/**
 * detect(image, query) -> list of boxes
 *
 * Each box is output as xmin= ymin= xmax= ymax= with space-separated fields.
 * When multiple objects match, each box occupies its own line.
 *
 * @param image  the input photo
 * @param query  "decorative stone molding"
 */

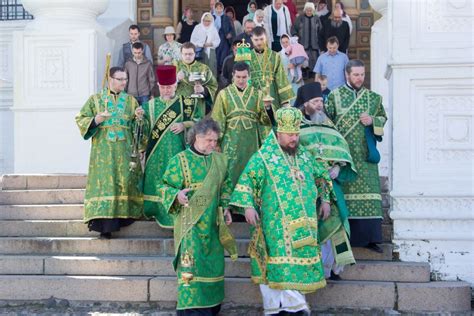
xmin=21 ymin=0 xmax=109 ymax=31
xmin=391 ymin=196 xmax=474 ymax=219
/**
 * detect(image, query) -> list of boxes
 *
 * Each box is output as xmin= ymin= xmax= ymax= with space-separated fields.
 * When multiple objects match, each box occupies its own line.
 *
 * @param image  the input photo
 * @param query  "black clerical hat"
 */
xmin=294 ymin=82 xmax=323 ymax=108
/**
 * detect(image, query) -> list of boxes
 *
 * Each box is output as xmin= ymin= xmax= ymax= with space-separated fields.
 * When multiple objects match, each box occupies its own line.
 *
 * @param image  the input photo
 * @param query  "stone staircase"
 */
xmin=0 ymin=174 xmax=471 ymax=313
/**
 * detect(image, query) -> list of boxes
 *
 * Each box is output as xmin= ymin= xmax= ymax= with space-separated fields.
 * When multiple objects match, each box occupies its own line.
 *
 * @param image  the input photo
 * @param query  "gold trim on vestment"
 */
xmin=177 ymin=275 xmax=224 ymax=284
xmin=267 ymin=255 xmax=321 ymax=265
xmin=267 ymin=279 xmax=327 ymax=293
xmin=344 ymin=193 xmax=382 ymax=201
xmin=85 ymin=195 xmax=144 ymax=203
xmin=143 ymin=194 xmax=161 ymax=202
xmin=235 ymin=184 xmax=252 ymax=193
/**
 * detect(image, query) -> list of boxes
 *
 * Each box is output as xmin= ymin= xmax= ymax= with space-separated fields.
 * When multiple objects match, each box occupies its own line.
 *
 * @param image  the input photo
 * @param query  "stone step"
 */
xmin=0 ymin=255 xmax=429 ymax=282
xmin=0 ymin=275 xmax=468 ymax=312
xmin=396 ymin=281 xmax=472 ymax=312
xmin=0 ymin=189 xmax=85 ymax=205
xmin=1 ymin=174 xmax=87 ymax=190
xmin=1 ymin=174 xmax=389 ymax=192
xmin=0 ymin=219 xmax=393 ymax=243
xmin=0 ymin=205 xmax=84 ymax=220
xmin=0 ymin=275 xmax=150 ymax=302
xmin=0 ymin=220 xmax=251 ymax=239
xmin=0 ymin=237 xmax=393 ymax=260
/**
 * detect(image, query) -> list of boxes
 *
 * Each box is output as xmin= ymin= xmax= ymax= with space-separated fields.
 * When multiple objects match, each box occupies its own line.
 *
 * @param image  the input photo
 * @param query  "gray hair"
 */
xmin=345 ymin=59 xmax=365 ymax=74
xmin=187 ymin=118 xmax=220 ymax=145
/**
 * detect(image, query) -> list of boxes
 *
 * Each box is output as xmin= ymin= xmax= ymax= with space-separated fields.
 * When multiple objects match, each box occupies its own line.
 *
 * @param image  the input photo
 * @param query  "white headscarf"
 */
xmin=272 ymin=0 xmax=287 ymax=36
xmin=190 ymin=13 xmax=221 ymax=57
xmin=253 ymin=9 xmax=265 ymax=27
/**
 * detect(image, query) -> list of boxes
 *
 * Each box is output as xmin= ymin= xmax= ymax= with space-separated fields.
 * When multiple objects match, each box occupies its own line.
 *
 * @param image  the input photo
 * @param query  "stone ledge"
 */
xmin=397 ymin=281 xmax=472 ymax=312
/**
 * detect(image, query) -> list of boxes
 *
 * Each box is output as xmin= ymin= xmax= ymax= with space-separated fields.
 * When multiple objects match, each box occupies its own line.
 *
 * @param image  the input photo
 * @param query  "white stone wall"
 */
xmin=12 ymin=0 xmax=112 ymax=173
xmin=385 ymin=0 xmax=474 ymax=285
xmin=0 ymin=21 xmax=28 ymax=174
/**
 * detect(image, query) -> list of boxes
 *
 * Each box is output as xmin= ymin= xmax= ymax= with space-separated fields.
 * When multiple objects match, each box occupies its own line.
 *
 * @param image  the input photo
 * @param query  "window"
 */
xmin=0 ymin=0 xmax=33 ymax=21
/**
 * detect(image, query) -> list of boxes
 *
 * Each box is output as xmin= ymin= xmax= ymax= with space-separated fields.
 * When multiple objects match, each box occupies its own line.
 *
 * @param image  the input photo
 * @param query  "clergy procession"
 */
xmin=74 ymin=1 xmax=387 ymax=315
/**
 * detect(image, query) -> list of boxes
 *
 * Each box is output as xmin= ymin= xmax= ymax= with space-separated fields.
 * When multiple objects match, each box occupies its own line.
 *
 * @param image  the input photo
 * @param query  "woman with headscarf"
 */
xmin=213 ymin=2 xmax=234 ymax=75
xmin=253 ymin=9 xmax=265 ymax=28
xmin=279 ymin=34 xmax=303 ymax=103
xmin=242 ymin=1 xmax=257 ymax=24
xmin=225 ymin=6 xmax=243 ymax=37
xmin=190 ymin=12 xmax=220 ymax=75
xmin=263 ymin=0 xmax=292 ymax=52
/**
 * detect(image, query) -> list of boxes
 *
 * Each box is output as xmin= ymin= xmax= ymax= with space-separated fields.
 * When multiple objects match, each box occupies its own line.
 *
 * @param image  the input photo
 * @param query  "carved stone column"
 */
xmin=387 ymin=0 xmax=474 ymax=285
xmin=369 ymin=0 xmax=390 ymax=178
xmin=13 ymin=0 xmax=112 ymax=173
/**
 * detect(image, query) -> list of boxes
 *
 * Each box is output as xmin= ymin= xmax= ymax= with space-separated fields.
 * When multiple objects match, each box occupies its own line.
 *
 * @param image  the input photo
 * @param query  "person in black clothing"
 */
xmin=234 ymin=19 xmax=255 ymax=48
xmin=176 ymin=7 xmax=198 ymax=44
xmin=219 ymin=40 xmax=240 ymax=89
xmin=318 ymin=10 xmax=350 ymax=54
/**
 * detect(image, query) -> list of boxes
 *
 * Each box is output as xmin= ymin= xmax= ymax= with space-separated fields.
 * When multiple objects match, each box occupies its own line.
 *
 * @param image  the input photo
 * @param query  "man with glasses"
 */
xmin=75 ymin=67 xmax=147 ymax=239
xmin=175 ymin=42 xmax=218 ymax=115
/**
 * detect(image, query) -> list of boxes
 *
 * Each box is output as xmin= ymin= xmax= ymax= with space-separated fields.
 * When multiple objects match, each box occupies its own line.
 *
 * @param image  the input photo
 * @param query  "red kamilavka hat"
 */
xmin=156 ymin=65 xmax=177 ymax=85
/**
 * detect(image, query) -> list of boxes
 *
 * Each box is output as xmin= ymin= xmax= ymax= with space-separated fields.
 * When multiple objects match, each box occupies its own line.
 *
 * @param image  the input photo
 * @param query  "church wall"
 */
xmin=387 ymin=0 xmax=474 ymax=285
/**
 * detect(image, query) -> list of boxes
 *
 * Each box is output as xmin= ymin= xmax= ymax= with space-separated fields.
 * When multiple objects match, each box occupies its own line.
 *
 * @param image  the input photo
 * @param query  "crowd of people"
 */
xmin=75 ymin=1 xmax=387 ymax=315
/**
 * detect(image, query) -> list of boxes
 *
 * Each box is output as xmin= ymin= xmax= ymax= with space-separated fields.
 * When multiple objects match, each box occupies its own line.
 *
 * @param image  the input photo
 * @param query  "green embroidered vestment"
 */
xmin=248 ymin=49 xmax=295 ymax=108
xmin=75 ymin=89 xmax=147 ymax=223
xmin=299 ymin=118 xmax=357 ymax=266
xmin=211 ymin=84 xmax=272 ymax=205
xmin=142 ymin=96 xmax=203 ymax=228
xmin=230 ymin=132 xmax=329 ymax=293
xmin=175 ymin=60 xmax=218 ymax=114
xmin=325 ymin=85 xmax=387 ymax=219
xmin=157 ymin=149 xmax=236 ymax=310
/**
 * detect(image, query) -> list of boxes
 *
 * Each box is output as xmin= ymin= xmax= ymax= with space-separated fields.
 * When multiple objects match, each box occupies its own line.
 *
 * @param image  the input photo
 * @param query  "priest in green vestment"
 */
xmin=247 ymin=26 xmax=295 ymax=110
xmin=75 ymin=67 xmax=148 ymax=239
xmin=325 ymin=59 xmax=387 ymax=253
xmin=175 ymin=42 xmax=218 ymax=115
xmin=211 ymin=61 xmax=273 ymax=207
xmin=157 ymin=119 xmax=237 ymax=315
xmin=296 ymin=82 xmax=356 ymax=281
xmin=142 ymin=65 xmax=203 ymax=228
xmin=230 ymin=107 xmax=331 ymax=314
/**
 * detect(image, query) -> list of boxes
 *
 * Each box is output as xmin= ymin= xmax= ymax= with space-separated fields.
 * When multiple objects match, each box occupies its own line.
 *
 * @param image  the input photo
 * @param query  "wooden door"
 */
xmin=137 ymin=0 xmax=180 ymax=64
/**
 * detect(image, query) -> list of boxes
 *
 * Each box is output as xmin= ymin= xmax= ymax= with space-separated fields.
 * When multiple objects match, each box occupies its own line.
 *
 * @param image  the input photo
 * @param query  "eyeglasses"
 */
xmin=112 ymin=77 xmax=128 ymax=82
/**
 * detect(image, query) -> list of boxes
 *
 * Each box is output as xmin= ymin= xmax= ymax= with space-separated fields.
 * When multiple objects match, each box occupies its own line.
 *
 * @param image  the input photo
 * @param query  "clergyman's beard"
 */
xmin=281 ymin=142 xmax=299 ymax=156
xmin=310 ymin=111 xmax=328 ymax=124
xmin=331 ymin=20 xmax=342 ymax=28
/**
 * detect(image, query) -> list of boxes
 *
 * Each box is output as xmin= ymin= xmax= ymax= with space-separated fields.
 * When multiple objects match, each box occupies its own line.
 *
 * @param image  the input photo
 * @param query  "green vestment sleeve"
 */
xmin=157 ymin=155 xmax=185 ymax=214
xmin=371 ymin=95 xmax=387 ymax=136
xmin=273 ymin=52 xmax=295 ymax=106
xmin=229 ymin=152 xmax=265 ymax=215
xmin=211 ymin=91 xmax=228 ymax=141
xmin=75 ymin=95 xmax=99 ymax=140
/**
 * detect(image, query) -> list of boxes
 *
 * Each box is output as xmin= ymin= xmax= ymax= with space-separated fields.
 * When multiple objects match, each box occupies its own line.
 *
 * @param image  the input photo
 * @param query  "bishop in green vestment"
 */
xmin=175 ymin=42 xmax=218 ymax=115
xmin=230 ymin=107 xmax=331 ymax=314
xmin=325 ymin=60 xmax=387 ymax=252
xmin=157 ymin=119 xmax=237 ymax=315
xmin=296 ymin=82 xmax=356 ymax=280
xmin=211 ymin=62 xmax=273 ymax=206
xmin=142 ymin=65 xmax=203 ymax=228
xmin=75 ymin=67 xmax=148 ymax=238
xmin=247 ymin=26 xmax=295 ymax=109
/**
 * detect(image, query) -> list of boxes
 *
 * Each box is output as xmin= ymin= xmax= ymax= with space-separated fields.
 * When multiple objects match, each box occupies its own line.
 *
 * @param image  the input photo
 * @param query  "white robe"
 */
xmin=260 ymin=284 xmax=310 ymax=315
xmin=190 ymin=13 xmax=221 ymax=58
